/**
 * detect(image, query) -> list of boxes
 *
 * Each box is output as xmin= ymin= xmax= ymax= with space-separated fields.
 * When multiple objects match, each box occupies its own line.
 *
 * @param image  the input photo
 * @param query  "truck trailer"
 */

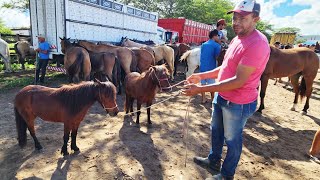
xmin=158 ymin=18 xmax=213 ymax=45
xmin=29 ymin=0 xmax=159 ymax=56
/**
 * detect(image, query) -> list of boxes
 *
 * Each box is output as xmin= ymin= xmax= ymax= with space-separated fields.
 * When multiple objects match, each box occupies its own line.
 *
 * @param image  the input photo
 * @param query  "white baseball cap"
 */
xmin=36 ymin=34 xmax=46 ymax=38
xmin=227 ymin=0 xmax=260 ymax=16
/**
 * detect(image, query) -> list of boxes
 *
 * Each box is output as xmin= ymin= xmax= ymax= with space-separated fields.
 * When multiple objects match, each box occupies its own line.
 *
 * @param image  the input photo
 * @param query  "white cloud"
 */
xmin=0 ymin=8 xmax=30 ymax=28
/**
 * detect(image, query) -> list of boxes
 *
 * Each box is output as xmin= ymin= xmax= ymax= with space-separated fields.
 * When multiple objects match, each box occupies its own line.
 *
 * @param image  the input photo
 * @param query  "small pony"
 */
xmin=14 ymin=81 xmax=119 ymax=156
xmin=125 ymin=65 xmax=171 ymax=124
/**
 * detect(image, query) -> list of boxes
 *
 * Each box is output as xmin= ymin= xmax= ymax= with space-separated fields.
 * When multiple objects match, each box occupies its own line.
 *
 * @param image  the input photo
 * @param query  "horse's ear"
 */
xmin=67 ymin=38 xmax=70 ymax=40
xmin=59 ymin=37 xmax=62 ymax=40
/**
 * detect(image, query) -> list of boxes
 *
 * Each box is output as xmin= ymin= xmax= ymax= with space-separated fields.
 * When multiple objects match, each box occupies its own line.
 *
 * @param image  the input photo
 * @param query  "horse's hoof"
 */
xmin=300 ymin=111 xmax=307 ymax=115
xmin=71 ymin=146 xmax=79 ymax=152
xmin=290 ymin=107 xmax=296 ymax=111
xmin=36 ymin=144 xmax=43 ymax=150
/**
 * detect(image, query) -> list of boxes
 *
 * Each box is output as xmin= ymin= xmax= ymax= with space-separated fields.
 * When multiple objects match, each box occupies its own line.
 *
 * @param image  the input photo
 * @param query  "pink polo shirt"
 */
xmin=218 ymin=29 xmax=270 ymax=104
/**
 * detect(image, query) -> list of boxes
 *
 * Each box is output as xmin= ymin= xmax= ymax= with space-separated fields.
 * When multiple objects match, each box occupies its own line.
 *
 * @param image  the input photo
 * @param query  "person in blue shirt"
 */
xmin=35 ymin=34 xmax=50 ymax=84
xmin=200 ymin=29 xmax=221 ymax=103
xmin=216 ymin=19 xmax=227 ymax=44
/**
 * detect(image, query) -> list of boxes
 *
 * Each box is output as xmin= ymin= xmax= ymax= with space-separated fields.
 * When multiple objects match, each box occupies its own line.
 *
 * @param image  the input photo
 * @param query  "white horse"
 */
xmin=0 ymin=38 xmax=12 ymax=72
xmin=180 ymin=48 xmax=200 ymax=77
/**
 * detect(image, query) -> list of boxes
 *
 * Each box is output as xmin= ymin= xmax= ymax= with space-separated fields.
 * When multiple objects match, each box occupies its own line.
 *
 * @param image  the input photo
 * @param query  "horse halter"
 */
xmin=98 ymin=87 xmax=118 ymax=111
xmin=151 ymin=68 xmax=172 ymax=92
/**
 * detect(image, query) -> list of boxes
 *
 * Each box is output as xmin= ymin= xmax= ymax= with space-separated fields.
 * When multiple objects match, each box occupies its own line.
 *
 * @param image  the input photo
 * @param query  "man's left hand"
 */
xmin=182 ymin=83 xmax=201 ymax=96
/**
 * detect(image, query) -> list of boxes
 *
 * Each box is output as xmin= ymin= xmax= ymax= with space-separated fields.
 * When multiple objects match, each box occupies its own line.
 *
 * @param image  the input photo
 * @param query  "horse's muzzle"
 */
xmin=108 ymin=107 xmax=119 ymax=117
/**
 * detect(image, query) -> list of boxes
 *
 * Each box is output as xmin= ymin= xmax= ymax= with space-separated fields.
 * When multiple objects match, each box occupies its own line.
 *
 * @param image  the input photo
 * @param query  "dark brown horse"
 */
xmin=130 ymin=48 xmax=155 ymax=72
xmin=60 ymin=37 xmax=91 ymax=83
xmin=258 ymin=46 xmax=319 ymax=114
xmin=125 ymin=65 xmax=171 ymax=124
xmin=14 ymin=81 xmax=118 ymax=156
xmin=78 ymin=40 xmax=137 ymax=74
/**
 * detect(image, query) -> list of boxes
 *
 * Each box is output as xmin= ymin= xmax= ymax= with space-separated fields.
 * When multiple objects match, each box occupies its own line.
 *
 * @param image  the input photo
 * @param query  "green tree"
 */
xmin=0 ymin=18 xmax=12 ymax=34
xmin=1 ymin=0 xmax=29 ymax=12
xmin=256 ymin=21 xmax=274 ymax=42
xmin=275 ymin=27 xmax=300 ymax=34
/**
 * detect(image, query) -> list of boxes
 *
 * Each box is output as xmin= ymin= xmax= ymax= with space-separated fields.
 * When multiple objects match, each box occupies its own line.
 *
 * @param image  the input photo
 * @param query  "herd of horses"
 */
xmin=1 ymin=36 xmax=319 ymax=156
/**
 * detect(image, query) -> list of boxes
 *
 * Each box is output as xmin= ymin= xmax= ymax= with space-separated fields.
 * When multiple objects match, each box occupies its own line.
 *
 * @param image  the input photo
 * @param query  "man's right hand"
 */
xmin=186 ymin=74 xmax=201 ymax=84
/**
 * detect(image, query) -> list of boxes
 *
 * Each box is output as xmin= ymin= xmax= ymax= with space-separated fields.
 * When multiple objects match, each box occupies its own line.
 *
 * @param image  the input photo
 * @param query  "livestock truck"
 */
xmin=30 ymin=0 xmax=159 ymax=57
xmin=158 ymin=18 xmax=213 ymax=45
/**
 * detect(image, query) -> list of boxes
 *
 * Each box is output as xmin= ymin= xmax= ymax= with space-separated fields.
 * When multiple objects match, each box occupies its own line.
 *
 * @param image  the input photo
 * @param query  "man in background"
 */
xmin=35 ymin=34 xmax=50 ymax=84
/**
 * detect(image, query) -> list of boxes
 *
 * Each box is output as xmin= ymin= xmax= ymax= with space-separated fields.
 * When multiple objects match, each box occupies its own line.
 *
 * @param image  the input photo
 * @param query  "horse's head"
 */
xmin=59 ymin=37 xmax=71 ymax=54
xmin=150 ymin=65 xmax=172 ymax=92
xmin=119 ymin=36 xmax=129 ymax=46
xmin=94 ymin=80 xmax=119 ymax=116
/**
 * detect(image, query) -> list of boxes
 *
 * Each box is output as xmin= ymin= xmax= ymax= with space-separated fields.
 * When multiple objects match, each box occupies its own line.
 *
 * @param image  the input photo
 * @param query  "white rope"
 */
xmin=184 ymin=97 xmax=191 ymax=167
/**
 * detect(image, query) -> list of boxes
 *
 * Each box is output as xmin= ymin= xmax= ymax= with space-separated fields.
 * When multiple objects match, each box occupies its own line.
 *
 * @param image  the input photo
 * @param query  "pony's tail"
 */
xmin=299 ymin=77 xmax=307 ymax=101
xmin=15 ymin=107 xmax=27 ymax=148
xmin=180 ymin=50 xmax=191 ymax=61
xmin=130 ymin=51 xmax=138 ymax=72
xmin=68 ymin=51 xmax=84 ymax=79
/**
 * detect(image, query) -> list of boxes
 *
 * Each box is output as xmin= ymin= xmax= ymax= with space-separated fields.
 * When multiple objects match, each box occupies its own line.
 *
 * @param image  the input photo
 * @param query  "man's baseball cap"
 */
xmin=36 ymin=34 xmax=45 ymax=38
xmin=217 ymin=19 xmax=226 ymax=25
xmin=227 ymin=0 xmax=260 ymax=16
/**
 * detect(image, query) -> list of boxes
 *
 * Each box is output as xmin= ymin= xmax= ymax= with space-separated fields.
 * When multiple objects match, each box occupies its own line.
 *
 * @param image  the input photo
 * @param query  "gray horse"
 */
xmin=14 ymin=40 xmax=36 ymax=70
xmin=0 ymin=38 xmax=12 ymax=72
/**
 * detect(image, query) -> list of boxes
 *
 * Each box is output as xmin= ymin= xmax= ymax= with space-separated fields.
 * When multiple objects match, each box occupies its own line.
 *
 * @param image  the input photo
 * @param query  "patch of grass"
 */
xmin=0 ymin=68 xmax=67 ymax=92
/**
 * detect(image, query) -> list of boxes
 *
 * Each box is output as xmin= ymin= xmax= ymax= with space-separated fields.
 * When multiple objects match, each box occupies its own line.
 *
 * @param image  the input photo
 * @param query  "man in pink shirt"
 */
xmin=182 ymin=0 xmax=270 ymax=179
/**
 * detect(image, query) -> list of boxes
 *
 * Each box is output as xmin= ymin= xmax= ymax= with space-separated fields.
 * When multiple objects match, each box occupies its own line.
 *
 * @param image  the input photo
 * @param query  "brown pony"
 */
xmin=130 ymin=48 xmax=155 ymax=72
xmin=125 ymin=65 xmax=171 ymax=124
xmin=257 ymin=46 xmax=319 ymax=114
xmin=60 ymin=37 xmax=91 ymax=83
xmin=121 ymin=38 xmax=175 ymax=79
xmin=78 ymin=40 xmax=136 ymax=74
xmin=14 ymin=81 xmax=119 ymax=156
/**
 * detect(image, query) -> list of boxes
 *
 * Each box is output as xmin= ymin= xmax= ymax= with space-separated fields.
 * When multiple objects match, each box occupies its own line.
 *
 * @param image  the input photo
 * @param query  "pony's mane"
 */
xmin=53 ymin=82 xmax=115 ymax=115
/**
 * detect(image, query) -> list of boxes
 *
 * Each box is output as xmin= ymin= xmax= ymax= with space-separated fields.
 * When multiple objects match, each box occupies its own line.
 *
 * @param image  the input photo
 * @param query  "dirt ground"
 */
xmin=0 ymin=69 xmax=320 ymax=180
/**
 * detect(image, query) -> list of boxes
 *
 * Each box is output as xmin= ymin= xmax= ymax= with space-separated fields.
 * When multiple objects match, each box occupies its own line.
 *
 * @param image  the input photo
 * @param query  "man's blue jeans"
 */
xmin=208 ymin=94 xmax=257 ymax=177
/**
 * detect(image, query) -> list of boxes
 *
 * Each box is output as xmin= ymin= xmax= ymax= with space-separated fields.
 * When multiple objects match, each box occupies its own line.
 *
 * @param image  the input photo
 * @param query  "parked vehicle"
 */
xmin=158 ymin=18 xmax=213 ymax=45
xmin=29 ymin=0 xmax=159 ymax=57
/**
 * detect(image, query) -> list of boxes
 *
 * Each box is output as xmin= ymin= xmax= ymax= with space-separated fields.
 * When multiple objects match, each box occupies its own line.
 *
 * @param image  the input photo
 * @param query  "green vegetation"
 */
xmin=0 ymin=62 xmax=67 ymax=92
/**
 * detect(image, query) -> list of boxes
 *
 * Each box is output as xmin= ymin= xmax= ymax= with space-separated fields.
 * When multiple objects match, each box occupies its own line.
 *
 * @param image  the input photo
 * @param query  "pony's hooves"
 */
xmin=290 ymin=107 xmax=296 ymax=111
xmin=71 ymin=146 xmax=80 ymax=151
xmin=300 ymin=111 xmax=307 ymax=115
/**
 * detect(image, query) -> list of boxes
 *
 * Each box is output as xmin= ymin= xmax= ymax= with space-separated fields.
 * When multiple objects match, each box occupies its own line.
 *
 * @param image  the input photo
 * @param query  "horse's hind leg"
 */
xmin=290 ymin=74 xmax=300 ymax=111
xmin=257 ymin=75 xmax=269 ymax=113
xmin=24 ymin=116 xmax=42 ymax=150
xmin=136 ymin=101 xmax=142 ymax=124
xmin=61 ymin=125 xmax=71 ymax=156
xmin=146 ymin=102 xmax=152 ymax=124
xmin=71 ymin=125 xmax=80 ymax=152
xmin=302 ymin=76 xmax=315 ymax=114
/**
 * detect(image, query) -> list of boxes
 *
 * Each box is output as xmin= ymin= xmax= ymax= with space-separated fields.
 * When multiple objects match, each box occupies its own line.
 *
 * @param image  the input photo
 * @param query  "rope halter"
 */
xmin=151 ymin=68 xmax=172 ymax=92
xmin=98 ymin=86 xmax=118 ymax=111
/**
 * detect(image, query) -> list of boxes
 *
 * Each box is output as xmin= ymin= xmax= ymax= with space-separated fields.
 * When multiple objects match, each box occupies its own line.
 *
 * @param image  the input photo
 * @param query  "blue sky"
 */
xmin=272 ymin=0 xmax=311 ymax=17
xmin=0 ymin=0 xmax=319 ymax=35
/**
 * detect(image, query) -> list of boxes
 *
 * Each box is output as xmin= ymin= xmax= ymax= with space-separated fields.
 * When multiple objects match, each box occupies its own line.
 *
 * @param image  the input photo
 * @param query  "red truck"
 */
xmin=158 ymin=18 xmax=213 ymax=44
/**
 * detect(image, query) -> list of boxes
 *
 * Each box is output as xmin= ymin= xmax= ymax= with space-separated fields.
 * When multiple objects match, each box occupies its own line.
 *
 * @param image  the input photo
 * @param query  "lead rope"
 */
xmin=184 ymin=97 xmax=191 ymax=167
